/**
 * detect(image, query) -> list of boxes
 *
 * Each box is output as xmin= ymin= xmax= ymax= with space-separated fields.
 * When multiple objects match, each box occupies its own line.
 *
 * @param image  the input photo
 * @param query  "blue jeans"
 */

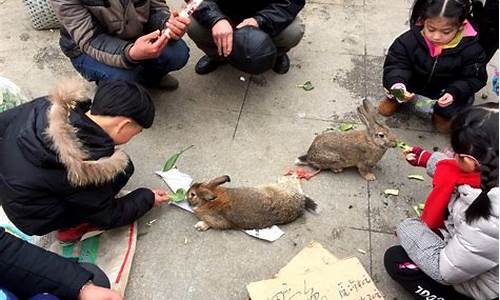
xmin=71 ymin=39 xmax=190 ymax=85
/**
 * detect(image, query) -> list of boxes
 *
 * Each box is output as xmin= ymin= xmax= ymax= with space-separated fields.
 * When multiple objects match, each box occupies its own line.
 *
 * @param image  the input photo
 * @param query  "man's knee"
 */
xmin=187 ymin=18 xmax=217 ymax=57
xmin=273 ymin=17 xmax=305 ymax=52
xmin=159 ymin=39 xmax=190 ymax=71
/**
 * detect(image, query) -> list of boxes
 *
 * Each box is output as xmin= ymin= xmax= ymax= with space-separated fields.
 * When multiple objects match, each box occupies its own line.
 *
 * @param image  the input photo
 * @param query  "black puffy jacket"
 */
xmin=0 ymin=89 xmax=154 ymax=236
xmin=383 ymin=26 xmax=487 ymax=105
xmin=0 ymin=228 xmax=93 ymax=299
xmin=193 ymin=0 xmax=304 ymax=37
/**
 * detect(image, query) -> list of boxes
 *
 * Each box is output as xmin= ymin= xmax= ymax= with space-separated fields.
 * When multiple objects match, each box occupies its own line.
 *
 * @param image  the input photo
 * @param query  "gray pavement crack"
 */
xmin=231 ymin=77 xmax=251 ymax=140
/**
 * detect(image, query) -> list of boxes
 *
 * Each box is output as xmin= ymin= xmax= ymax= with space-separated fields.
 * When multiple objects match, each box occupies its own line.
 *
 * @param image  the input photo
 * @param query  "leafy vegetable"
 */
xmin=297 ymin=81 xmax=314 ymax=91
xmin=162 ymin=145 xmax=194 ymax=172
xmin=396 ymin=141 xmax=410 ymax=151
xmin=169 ymin=188 xmax=187 ymax=203
xmin=414 ymin=95 xmax=437 ymax=109
xmin=391 ymin=88 xmax=405 ymax=100
xmin=413 ymin=203 xmax=425 ymax=216
xmin=384 ymin=189 xmax=399 ymax=196
xmin=339 ymin=123 xmax=354 ymax=132
xmin=408 ymin=174 xmax=425 ymax=181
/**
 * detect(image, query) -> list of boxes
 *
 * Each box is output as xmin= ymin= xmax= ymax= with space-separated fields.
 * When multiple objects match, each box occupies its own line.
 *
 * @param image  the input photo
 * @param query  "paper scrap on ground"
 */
xmin=247 ymin=256 xmax=383 ymax=300
xmin=156 ymin=170 xmax=284 ymax=242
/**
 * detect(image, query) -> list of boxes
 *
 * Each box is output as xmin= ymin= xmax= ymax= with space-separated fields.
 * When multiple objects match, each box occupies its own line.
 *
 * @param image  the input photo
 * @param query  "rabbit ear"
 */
xmin=363 ymin=99 xmax=388 ymax=128
xmin=198 ymin=189 xmax=217 ymax=201
xmin=207 ymin=175 xmax=231 ymax=188
xmin=357 ymin=104 xmax=374 ymax=134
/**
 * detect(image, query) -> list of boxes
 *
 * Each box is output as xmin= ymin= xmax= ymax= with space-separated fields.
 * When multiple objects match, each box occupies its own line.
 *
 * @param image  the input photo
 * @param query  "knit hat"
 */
xmin=91 ymin=80 xmax=155 ymax=128
xmin=228 ymin=26 xmax=277 ymax=75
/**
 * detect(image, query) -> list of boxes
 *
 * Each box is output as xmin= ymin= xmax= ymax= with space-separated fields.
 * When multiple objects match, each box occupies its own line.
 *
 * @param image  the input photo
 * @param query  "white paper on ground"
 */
xmin=155 ymin=170 xmax=285 ymax=242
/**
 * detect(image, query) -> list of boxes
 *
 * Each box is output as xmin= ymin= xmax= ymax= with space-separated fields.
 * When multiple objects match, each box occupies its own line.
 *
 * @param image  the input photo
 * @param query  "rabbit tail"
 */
xmin=305 ymin=196 xmax=318 ymax=213
xmin=295 ymin=154 xmax=309 ymax=165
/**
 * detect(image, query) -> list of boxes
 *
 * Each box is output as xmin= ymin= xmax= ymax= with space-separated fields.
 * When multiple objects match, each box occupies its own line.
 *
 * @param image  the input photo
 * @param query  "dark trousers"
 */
xmin=478 ymin=0 xmax=499 ymax=62
xmin=71 ymin=40 xmax=190 ymax=85
xmin=384 ymin=246 xmax=473 ymax=300
xmin=187 ymin=17 xmax=304 ymax=58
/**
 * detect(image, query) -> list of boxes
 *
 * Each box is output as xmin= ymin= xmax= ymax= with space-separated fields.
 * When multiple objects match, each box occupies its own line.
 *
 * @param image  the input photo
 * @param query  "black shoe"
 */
xmin=273 ymin=53 xmax=290 ymax=74
xmin=195 ymin=55 xmax=224 ymax=75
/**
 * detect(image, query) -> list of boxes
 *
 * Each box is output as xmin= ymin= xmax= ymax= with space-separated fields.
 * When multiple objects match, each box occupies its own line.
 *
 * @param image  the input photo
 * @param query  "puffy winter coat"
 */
xmin=397 ymin=153 xmax=499 ymax=300
xmin=0 ymin=83 xmax=154 ymax=236
xmin=383 ymin=26 xmax=487 ymax=105
xmin=193 ymin=0 xmax=304 ymax=37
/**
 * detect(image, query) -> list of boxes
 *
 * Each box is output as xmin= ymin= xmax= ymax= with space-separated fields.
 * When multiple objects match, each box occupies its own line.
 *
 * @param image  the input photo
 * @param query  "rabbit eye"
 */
xmin=190 ymin=192 xmax=196 ymax=198
xmin=377 ymin=132 xmax=385 ymax=138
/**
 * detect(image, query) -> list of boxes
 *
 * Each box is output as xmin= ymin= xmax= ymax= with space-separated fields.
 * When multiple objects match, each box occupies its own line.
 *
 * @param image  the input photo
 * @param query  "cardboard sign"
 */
xmin=247 ymin=242 xmax=384 ymax=300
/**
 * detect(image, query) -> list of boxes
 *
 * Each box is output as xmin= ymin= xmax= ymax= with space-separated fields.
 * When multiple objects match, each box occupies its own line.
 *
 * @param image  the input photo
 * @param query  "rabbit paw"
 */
xmin=194 ymin=221 xmax=210 ymax=231
xmin=363 ymin=173 xmax=377 ymax=181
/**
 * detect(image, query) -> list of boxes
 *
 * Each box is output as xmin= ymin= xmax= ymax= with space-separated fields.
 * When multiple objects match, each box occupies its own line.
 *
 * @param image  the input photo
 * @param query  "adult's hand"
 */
xmin=152 ymin=189 xmax=169 ymax=206
xmin=236 ymin=18 xmax=259 ymax=29
xmin=165 ymin=10 xmax=190 ymax=40
xmin=128 ymin=30 xmax=169 ymax=61
xmin=79 ymin=283 xmax=122 ymax=300
xmin=212 ymin=19 xmax=233 ymax=57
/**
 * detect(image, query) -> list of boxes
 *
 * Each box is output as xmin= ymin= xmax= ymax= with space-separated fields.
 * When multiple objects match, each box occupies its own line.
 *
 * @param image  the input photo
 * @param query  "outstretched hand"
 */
xmin=403 ymin=146 xmax=431 ymax=167
xmin=152 ymin=189 xmax=170 ymax=206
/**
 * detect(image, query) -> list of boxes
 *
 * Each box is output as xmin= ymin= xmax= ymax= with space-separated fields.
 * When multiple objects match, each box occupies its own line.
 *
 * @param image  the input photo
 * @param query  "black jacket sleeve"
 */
xmin=383 ymin=33 xmax=414 ymax=89
xmin=0 ymin=228 xmax=92 ymax=299
xmin=193 ymin=0 xmax=228 ymax=29
xmin=144 ymin=0 xmax=171 ymax=33
xmin=66 ymin=187 xmax=155 ymax=230
xmin=444 ymin=44 xmax=488 ymax=104
xmin=253 ymin=0 xmax=305 ymax=37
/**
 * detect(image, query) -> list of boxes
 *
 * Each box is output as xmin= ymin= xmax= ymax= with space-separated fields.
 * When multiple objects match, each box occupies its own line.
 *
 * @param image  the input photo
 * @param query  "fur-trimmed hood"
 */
xmin=22 ymin=79 xmax=130 ymax=187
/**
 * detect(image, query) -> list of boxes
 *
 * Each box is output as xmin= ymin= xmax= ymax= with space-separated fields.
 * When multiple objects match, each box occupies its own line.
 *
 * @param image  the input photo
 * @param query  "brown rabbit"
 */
xmin=297 ymin=99 xmax=397 ymax=181
xmin=186 ymin=175 xmax=317 ymax=231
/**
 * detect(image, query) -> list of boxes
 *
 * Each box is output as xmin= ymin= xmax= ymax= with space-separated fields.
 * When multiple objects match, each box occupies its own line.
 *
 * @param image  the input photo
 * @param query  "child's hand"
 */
xmin=152 ymin=189 xmax=169 ymax=206
xmin=438 ymin=93 xmax=454 ymax=107
xmin=390 ymin=83 xmax=415 ymax=103
xmin=404 ymin=145 xmax=432 ymax=167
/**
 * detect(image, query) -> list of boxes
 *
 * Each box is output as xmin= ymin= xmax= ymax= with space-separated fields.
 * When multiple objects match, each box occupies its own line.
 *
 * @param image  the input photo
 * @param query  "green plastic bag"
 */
xmin=0 ymin=76 xmax=28 ymax=112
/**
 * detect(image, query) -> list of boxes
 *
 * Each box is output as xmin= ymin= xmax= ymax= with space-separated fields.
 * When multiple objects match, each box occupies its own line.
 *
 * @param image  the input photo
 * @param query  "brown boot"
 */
xmin=378 ymin=96 xmax=400 ymax=117
xmin=432 ymin=113 xmax=451 ymax=133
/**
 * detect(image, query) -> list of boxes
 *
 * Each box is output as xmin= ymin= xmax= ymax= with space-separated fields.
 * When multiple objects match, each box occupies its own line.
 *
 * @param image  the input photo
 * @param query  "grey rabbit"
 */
xmin=186 ymin=175 xmax=317 ymax=231
xmin=297 ymin=99 xmax=397 ymax=181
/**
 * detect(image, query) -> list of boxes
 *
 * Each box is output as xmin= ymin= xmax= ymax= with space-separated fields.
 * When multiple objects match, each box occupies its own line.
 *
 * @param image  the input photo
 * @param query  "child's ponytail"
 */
xmin=465 ymin=148 xmax=498 ymax=223
xmin=451 ymin=107 xmax=499 ymax=224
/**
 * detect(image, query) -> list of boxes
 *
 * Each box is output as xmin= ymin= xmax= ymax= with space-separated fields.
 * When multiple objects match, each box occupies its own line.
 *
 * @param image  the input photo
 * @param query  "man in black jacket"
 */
xmin=0 ymin=228 xmax=121 ymax=299
xmin=188 ymin=0 xmax=305 ymax=75
xmin=0 ymin=79 xmax=168 ymax=241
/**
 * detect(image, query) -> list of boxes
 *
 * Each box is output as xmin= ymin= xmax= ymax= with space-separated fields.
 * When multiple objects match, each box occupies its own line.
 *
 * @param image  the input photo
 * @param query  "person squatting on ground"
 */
xmin=0 ymin=226 xmax=122 ymax=300
xmin=379 ymin=0 xmax=487 ymax=133
xmin=474 ymin=0 xmax=499 ymax=62
xmin=50 ymin=0 xmax=191 ymax=90
xmin=402 ymin=144 xmax=480 ymax=232
xmin=384 ymin=106 xmax=499 ymax=300
xmin=188 ymin=0 xmax=305 ymax=75
xmin=0 ymin=79 xmax=170 ymax=243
